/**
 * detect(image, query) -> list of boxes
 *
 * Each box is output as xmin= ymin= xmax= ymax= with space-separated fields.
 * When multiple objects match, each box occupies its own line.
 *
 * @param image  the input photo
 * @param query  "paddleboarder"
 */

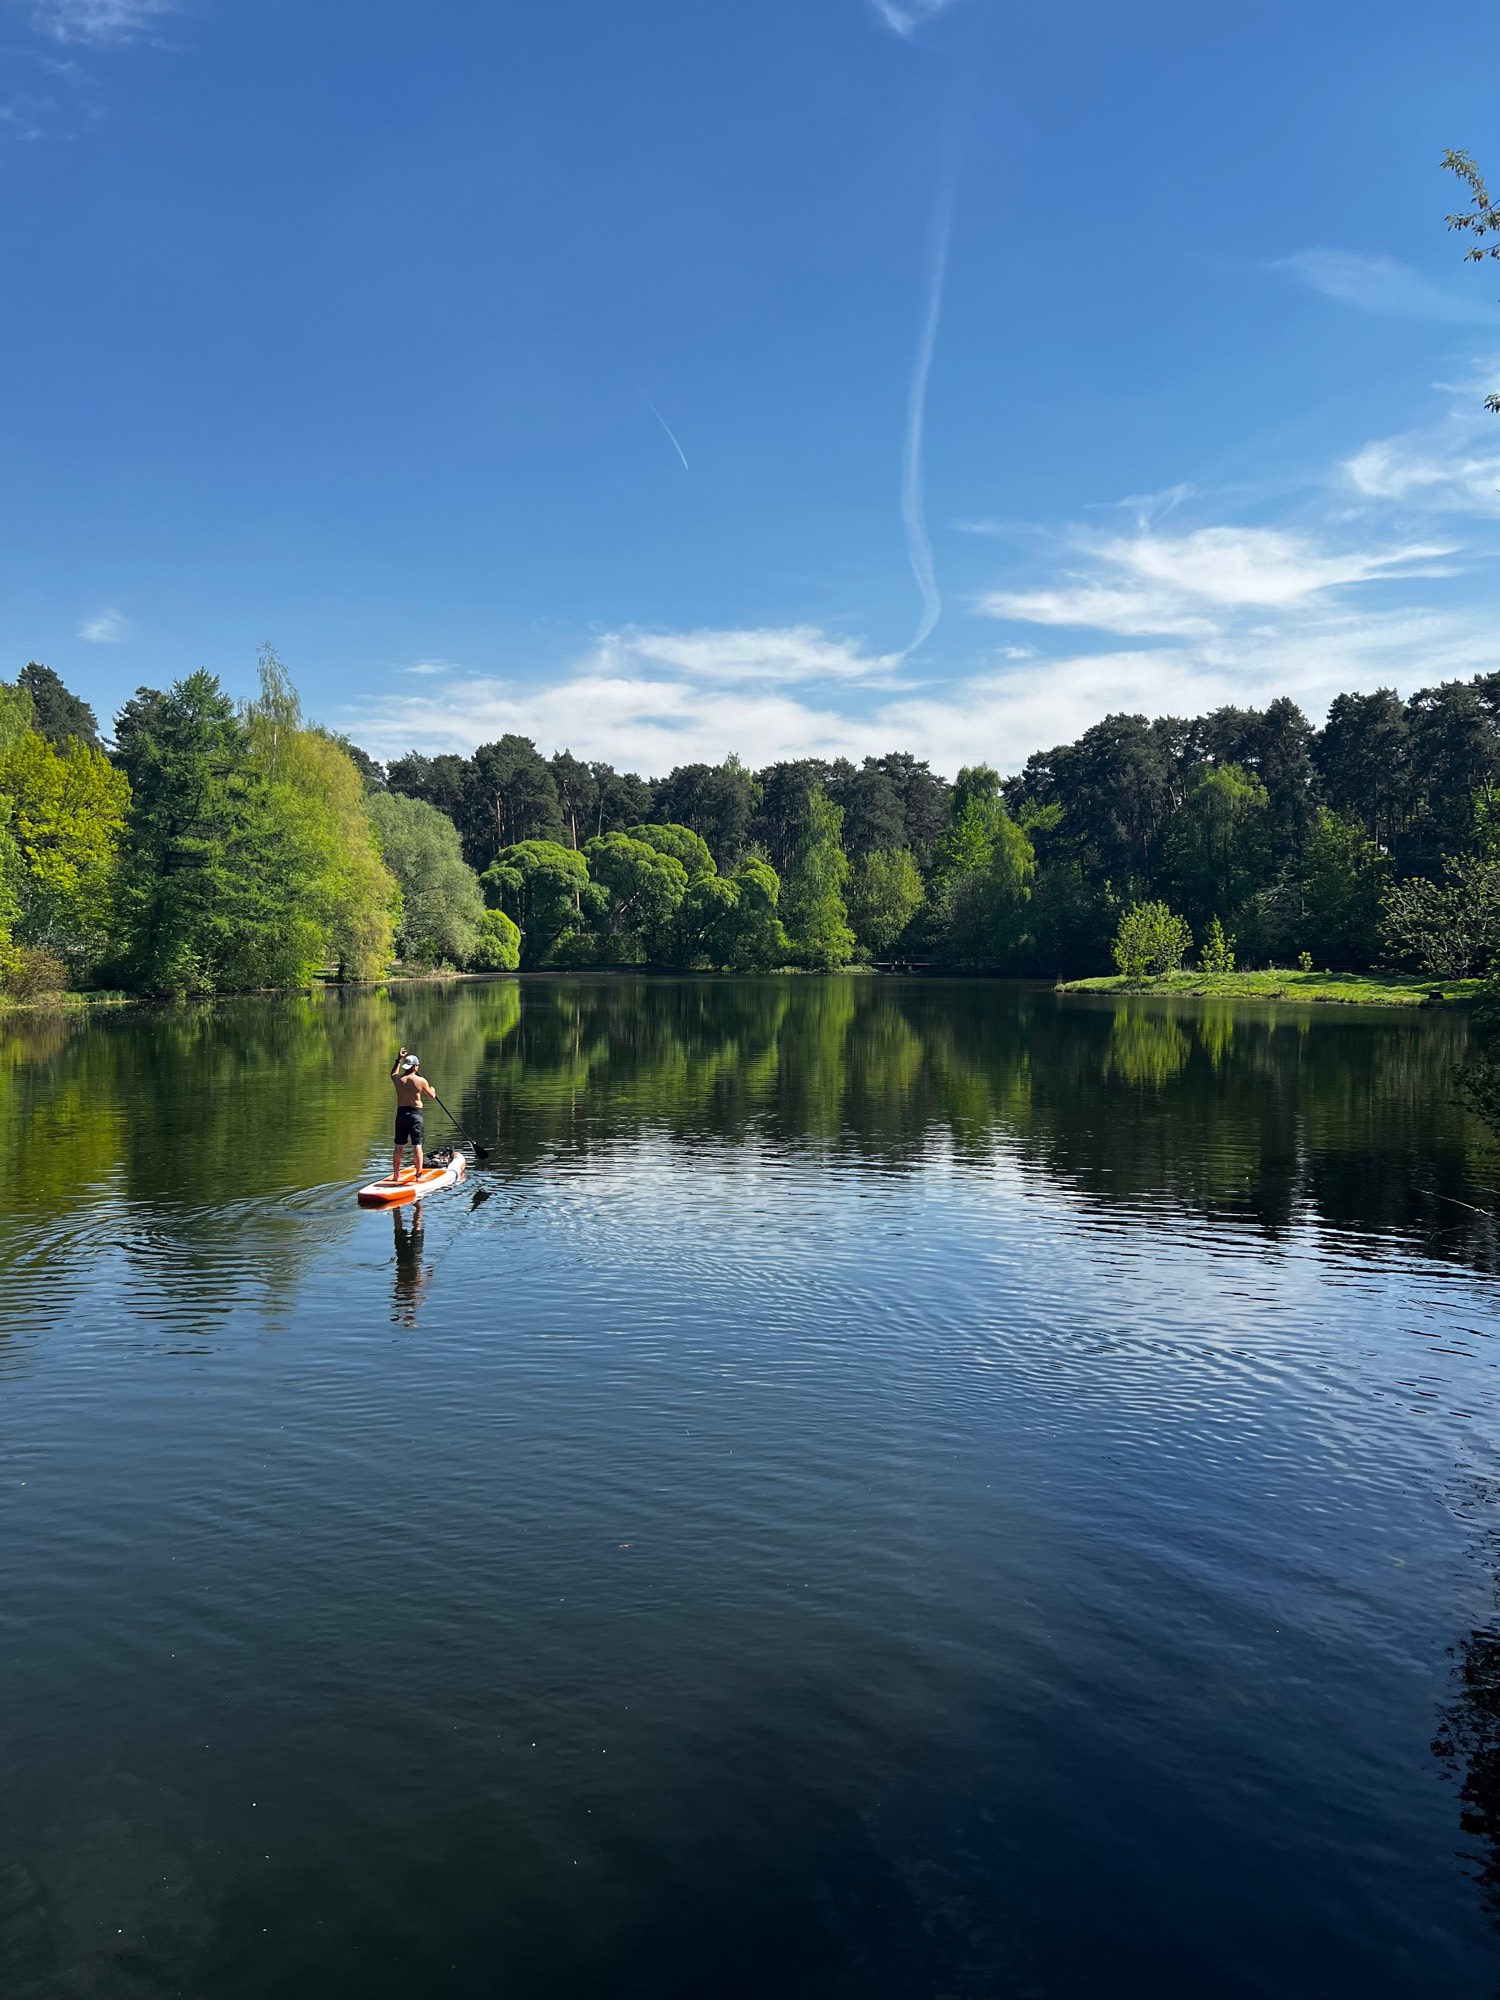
xmin=390 ymin=1047 xmax=436 ymax=1183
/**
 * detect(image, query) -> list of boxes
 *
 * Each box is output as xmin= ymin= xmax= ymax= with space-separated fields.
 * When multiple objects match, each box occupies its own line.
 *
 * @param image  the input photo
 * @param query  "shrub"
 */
xmin=0 ymin=943 xmax=68 ymax=1001
xmin=1111 ymin=901 xmax=1193 ymax=982
xmin=1200 ymin=917 xmax=1235 ymax=975
xmin=466 ymin=908 xmax=521 ymax=972
xmin=1381 ymin=855 xmax=1500 ymax=980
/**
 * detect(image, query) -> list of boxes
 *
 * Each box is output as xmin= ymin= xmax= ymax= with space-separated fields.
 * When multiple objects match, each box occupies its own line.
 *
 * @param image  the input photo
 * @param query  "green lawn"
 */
xmin=1060 ymin=969 xmax=1484 ymax=1007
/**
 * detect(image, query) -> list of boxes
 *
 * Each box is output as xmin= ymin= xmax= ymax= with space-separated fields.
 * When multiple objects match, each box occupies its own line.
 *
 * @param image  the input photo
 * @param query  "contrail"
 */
xmin=644 ymin=397 xmax=690 ymax=472
xmin=900 ymin=177 xmax=955 ymax=654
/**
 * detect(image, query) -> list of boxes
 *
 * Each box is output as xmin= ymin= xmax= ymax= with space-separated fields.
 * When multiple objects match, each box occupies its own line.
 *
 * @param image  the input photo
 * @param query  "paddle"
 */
xmin=431 ymin=1089 xmax=490 ymax=1161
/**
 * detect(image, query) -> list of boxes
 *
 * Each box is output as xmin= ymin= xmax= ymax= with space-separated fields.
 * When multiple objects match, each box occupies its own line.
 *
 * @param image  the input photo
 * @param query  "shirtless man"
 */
xmin=390 ymin=1047 xmax=436 ymax=1182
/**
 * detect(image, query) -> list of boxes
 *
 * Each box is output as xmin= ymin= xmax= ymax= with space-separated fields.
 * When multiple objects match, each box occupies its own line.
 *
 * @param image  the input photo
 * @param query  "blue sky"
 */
xmin=1 ymin=0 xmax=1495 ymax=774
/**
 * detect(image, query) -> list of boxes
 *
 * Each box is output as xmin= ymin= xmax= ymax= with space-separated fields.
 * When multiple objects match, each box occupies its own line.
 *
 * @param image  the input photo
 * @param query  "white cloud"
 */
xmin=611 ymin=624 xmax=896 ymax=685
xmin=975 ymin=526 xmax=1455 ymax=641
xmin=1345 ymin=436 xmax=1500 ymax=511
xmin=1277 ymin=249 xmax=1497 ymax=326
xmin=78 ymin=606 xmax=129 ymax=642
xmin=867 ymin=0 xmax=960 ymax=37
xmin=399 ymin=659 xmax=456 ymax=677
xmin=1331 ymin=367 xmax=1500 ymax=518
xmin=1096 ymin=525 xmax=1453 ymax=604
xmin=976 ymin=582 xmax=1219 ymax=637
xmin=344 ymin=592 xmax=1498 ymax=778
xmin=345 ymin=384 xmax=1500 ymax=780
xmin=33 ymin=0 xmax=173 ymax=40
xmin=880 ymin=616 xmax=1496 ymax=772
xmin=351 ymin=667 xmax=871 ymax=772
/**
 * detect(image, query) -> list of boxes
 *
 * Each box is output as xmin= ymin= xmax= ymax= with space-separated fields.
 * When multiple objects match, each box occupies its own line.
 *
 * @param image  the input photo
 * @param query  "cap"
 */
xmin=400 ymin=1055 xmax=420 ymax=1075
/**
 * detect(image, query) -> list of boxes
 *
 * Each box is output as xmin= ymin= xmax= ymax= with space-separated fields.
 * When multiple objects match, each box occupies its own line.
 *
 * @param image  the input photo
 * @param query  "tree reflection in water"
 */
xmin=1104 ymin=1005 xmax=1192 ymax=1089
xmin=0 ymin=975 xmax=1494 ymax=1326
xmin=465 ymin=978 xmax=1496 ymax=1273
xmin=1435 ymin=1623 xmax=1500 ymax=1925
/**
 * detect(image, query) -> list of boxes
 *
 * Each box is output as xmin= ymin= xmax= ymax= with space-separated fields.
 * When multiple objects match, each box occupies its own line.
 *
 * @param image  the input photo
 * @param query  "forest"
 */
xmin=0 ymin=654 xmax=1497 ymax=998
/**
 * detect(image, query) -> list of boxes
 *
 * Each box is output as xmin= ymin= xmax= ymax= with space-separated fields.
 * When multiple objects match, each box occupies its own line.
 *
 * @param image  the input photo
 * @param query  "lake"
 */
xmin=1 ymin=976 xmax=1498 ymax=1998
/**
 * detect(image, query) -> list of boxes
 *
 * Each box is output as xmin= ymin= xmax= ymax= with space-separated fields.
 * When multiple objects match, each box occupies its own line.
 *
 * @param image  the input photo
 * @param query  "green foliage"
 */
xmin=1027 ymin=859 xmax=1119 ymax=978
xmin=0 ymin=731 xmax=130 ymax=964
xmin=0 ymin=679 xmax=35 ymax=757
xmin=21 ymin=637 xmax=1500 ymax=988
xmin=1445 ymin=148 xmax=1500 ymax=261
xmin=941 ymin=812 xmax=1036 ymax=969
xmin=465 ymin=735 xmax=564 ymax=867
xmin=17 ymin=663 xmax=99 ymax=750
xmin=0 ymin=796 xmax=22 ymax=939
xmin=1112 ymin=901 xmax=1193 ymax=982
xmin=300 ymin=733 xmax=399 ymax=980
xmin=243 ymin=658 xmax=398 ymax=980
xmin=467 ymin=907 xmax=521 ymax=972
xmin=368 ymin=790 xmax=485 ymax=967
xmin=480 ymin=839 xmax=598 ymax=967
xmin=653 ymin=757 xmax=760 ymax=869
xmin=1163 ymin=763 xmax=1271 ymax=930
xmin=676 ymin=873 xmax=740 ymax=966
xmin=1279 ymin=808 xmax=1389 ymax=969
xmin=846 ymin=847 xmax=924 ymax=957
xmin=931 ymin=766 xmax=1008 ymax=889
xmin=339 ymin=668 xmax=1500 ymax=978
xmin=781 ymin=786 xmax=854 ymax=969
xmin=924 ymin=772 xmax=1035 ymax=969
xmin=113 ymin=670 xmax=331 ymax=995
xmin=1380 ymin=854 xmax=1500 ymax=979
xmin=677 ymin=855 xmax=788 ymax=969
xmin=0 ymin=944 xmax=67 ymax=1001
xmin=1200 ymin=917 xmax=1235 ymax=975
xmin=1298 ymin=951 xmax=1314 ymax=972
xmin=583 ymin=832 xmax=688 ymax=964
xmin=628 ymin=822 xmax=716 ymax=881
xmin=727 ymin=857 xmax=789 ymax=970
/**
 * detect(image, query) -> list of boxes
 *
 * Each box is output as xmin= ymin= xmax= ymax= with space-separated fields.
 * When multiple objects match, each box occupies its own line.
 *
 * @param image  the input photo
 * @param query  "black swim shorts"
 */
xmin=394 ymin=1105 xmax=425 ymax=1146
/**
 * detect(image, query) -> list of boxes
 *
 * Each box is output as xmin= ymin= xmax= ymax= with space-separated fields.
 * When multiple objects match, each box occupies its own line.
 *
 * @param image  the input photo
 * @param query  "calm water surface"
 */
xmin=2 ymin=977 xmax=1499 ymax=1997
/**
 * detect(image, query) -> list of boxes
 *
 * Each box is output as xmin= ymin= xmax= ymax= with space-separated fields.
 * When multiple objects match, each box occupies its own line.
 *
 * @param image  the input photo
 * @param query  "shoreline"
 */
xmin=1059 ymin=970 xmax=1484 ymax=1008
xmin=3 ymin=966 xmax=1485 ymax=1014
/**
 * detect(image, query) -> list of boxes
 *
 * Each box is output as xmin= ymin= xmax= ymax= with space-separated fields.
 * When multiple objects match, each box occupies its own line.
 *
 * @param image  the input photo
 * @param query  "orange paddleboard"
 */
xmin=357 ymin=1152 xmax=467 ymax=1206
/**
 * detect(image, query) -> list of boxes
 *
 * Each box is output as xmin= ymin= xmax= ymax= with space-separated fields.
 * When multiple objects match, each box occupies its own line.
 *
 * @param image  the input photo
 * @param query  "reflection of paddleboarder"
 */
xmin=392 ymin=1202 xmax=430 ymax=1324
xmin=390 ymin=1047 xmax=436 ymax=1183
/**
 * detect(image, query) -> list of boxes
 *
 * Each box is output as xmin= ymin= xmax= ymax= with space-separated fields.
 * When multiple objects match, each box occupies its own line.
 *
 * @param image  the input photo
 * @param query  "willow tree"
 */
xmin=781 ymin=786 xmax=854 ymax=970
xmin=582 ymin=832 xmax=688 ymax=964
xmin=367 ymin=791 xmax=484 ymax=966
xmin=480 ymin=839 xmax=597 ymax=967
xmin=244 ymin=654 xmax=397 ymax=980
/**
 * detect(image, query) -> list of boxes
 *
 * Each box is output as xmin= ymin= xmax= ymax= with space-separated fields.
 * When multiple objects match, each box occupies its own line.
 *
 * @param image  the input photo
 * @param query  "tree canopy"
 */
xmin=368 ymin=791 xmax=486 ymax=968
xmin=4 ymin=650 xmax=1500 ymax=1000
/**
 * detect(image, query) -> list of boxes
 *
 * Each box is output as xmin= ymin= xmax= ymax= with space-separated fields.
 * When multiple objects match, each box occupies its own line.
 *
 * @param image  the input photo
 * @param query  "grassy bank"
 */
xmin=1060 ymin=969 xmax=1484 ymax=1007
xmin=0 ymin=989 xmax=137 ymax=1015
